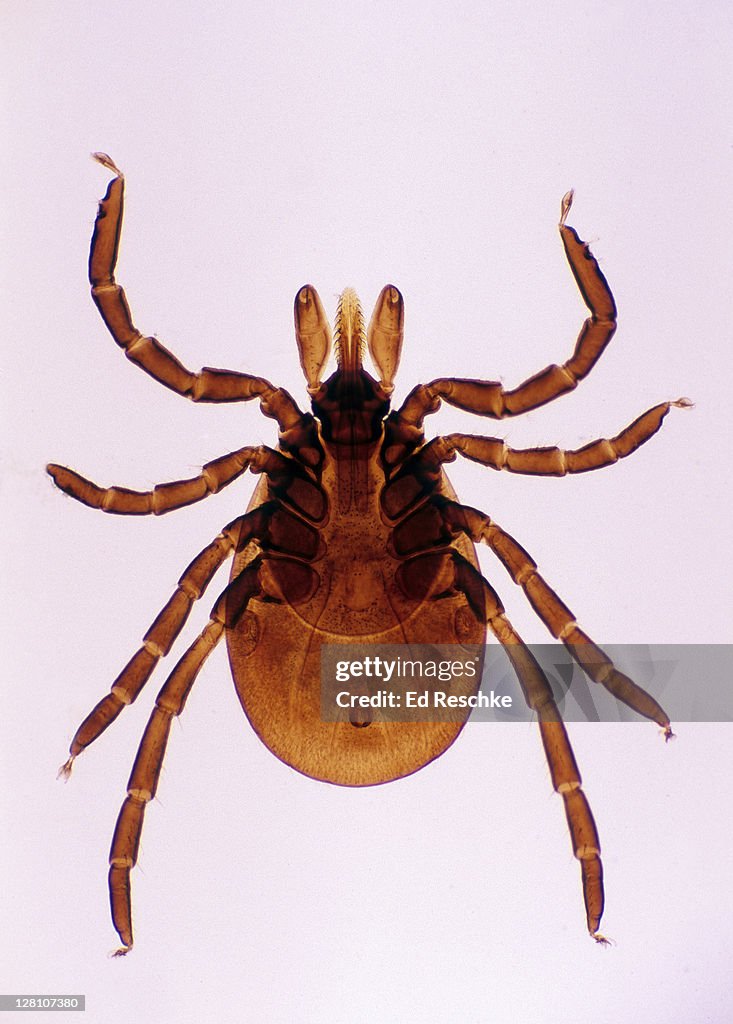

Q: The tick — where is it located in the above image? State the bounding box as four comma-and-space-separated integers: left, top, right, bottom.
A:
49, 154, 689, 953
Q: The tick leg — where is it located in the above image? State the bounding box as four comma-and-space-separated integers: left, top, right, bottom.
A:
396, 549, 606, 940
106, 552, 318, 953
107, 558, 267, 953
388, 193, 619, 439
47, 445, 259, 515
59, 497, 322, 776
422, 398, 691, 476
381, 399, 689, 521
435, 503, 672, 734
473, 564, 608, 942
88, 155, 310, 437
108, 614, 226, 954
58, 517, 245, 778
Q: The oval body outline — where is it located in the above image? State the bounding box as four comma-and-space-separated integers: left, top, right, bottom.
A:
227, 415, 486, 787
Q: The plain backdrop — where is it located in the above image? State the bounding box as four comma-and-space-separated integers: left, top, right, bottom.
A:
2, 3, 731, 1023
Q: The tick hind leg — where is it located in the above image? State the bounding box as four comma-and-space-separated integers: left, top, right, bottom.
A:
56, 485, 321, 952
475, 564, 608, 942
107, 556, 265, 954
395, 549, 607, 940
107, 548, 320, 954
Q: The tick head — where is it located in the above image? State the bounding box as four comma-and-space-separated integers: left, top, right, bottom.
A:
294, 284, 404, 397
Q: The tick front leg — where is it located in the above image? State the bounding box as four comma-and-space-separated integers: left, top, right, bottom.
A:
87, 155, 312, 439
389, 193, 620, 434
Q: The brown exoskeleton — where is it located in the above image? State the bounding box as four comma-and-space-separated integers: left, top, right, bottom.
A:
49, 154, 689, 953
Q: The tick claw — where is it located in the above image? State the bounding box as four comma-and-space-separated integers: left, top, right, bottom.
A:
92, 152, 123, 177
560, 189, 574, 224
109, 944, 132, 958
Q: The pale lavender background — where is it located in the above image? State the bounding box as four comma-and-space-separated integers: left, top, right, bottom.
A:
2, 2, 731, 1022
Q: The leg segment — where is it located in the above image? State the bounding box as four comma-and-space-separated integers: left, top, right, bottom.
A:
401, 500, 672, 733
59, 495, 324, 776
380, 399, 690, 523
58, 517, 245, 777
435, 399, 690, 476
106, 548, 320, 954
49, 442, 328, 524
87, 155, 312, 442
397, 550, 607, 940
478, 510, 672, 732
47, 445, 259, 515
476, 566, 607, 941
388, 192, 619, 438
107, 556, 269, 954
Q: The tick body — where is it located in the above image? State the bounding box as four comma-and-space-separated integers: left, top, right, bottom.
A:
49, 155, 688, 953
